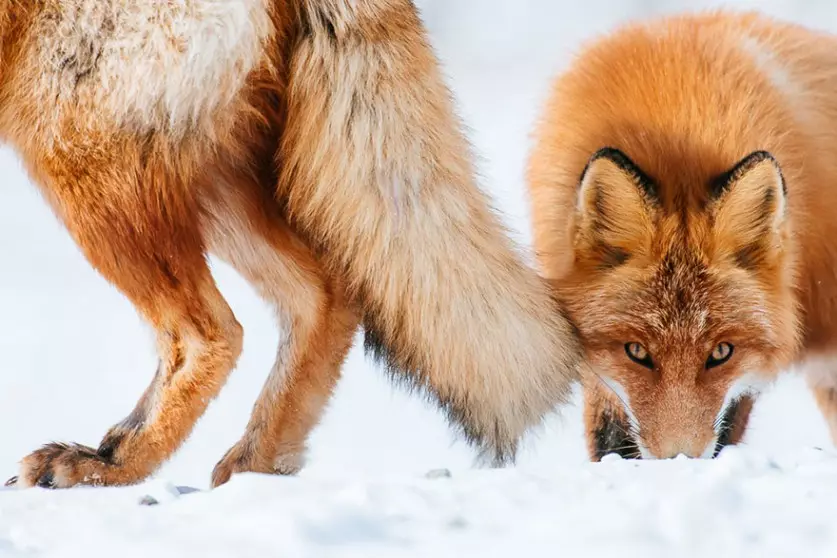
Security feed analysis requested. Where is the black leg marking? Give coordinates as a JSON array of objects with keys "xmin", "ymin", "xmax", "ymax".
[
  {"xmin": 713, "ymin": 398, "xmax": 743, "ymax": 457},
  {"xmin": 96, "ymin": 432, "xmax": 125, "ymax": 462},
  {"xmin": 593, "ymin": 409, "xmax": 639, "ymax": 460}
]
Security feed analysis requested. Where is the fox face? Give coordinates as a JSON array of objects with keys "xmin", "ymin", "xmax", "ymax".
[{"xmin": 557, "ymin": 147, "xmax": 801, "ymax": 459}]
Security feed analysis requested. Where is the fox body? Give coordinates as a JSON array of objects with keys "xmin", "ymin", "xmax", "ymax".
[
  {"xmin": 528, "ymin": 10, "xmax": 837, "ymax": 460},
  {"xmin": 2, "ymin": 0, "xmax": 581, "ymax": 489}
]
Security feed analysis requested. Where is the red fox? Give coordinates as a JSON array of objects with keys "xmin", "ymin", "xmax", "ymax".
[
  {"xmin": 527, "ymin": 10, "xmax": 837, "ymax": 461},
  {"xmin": 1, "ymin": 0, "xmax": 582, "ymax": 489}
]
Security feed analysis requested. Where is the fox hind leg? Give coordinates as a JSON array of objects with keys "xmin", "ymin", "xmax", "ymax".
[
  {"xmin": 13, "ymin": 141, "xmax": 243, "ymax": 489},
  {"xmin": 204, "ymin": 184, "xmax": 358, "ymax": 488}
]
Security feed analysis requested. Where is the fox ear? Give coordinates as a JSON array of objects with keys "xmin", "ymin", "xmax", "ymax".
[
  {"xmin": 711, "ymin": 151, "xmax": 786, "ymax": 269},
  {"xmin": 574, "ymin": 148, "xmax": 657, "ymax": 267}
]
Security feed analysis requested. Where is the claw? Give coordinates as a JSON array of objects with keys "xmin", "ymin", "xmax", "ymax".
[{"xmin": 4, "ymin": 475, "xmax": 17, "ymax": 487}]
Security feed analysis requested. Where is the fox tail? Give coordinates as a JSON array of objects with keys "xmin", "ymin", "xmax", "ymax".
[{"xmin": 278, "ymin": 0, "xmax": 582, "ymax": 464}]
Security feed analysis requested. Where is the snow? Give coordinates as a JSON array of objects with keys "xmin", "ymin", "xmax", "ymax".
[
  {"xmin": 3, "ymin": 0, "xmax": 837, "ymax": 556},
  {"xmin": 4, "ymin": 448, "xmax": 837, "ymax": 557}
]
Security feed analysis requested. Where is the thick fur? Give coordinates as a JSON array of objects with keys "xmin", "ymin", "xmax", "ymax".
[
  {"xmin": 2, "ymin": 0, "xmax": 580, "ymax": 489},
  {"xmin": 527, "ymin": 10, "xmax": 837, "ymax": 460},
  {"xmin": 280, "ymin": 0, "xmax": 580, "ymax": 464}
]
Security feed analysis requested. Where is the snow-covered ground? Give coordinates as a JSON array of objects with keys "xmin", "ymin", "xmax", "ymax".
[
  {"xmin": 3, "ymin": 1, "xmax": 837, "ymax": 556},
  {"xmin": 4, "ymin": 447, "xmax": 837, "ymax": 558}
]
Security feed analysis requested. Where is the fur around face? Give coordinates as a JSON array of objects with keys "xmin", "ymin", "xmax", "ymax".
[
  {"xmin": 2, "ymin": 0, "xmax": 582, "ymax": 489},
  {"xmin": 528, "ymin": 10, "xmax": 837, "ymax": 460}
]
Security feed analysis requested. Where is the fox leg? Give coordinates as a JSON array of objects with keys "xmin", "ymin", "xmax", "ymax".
[
  {"xmin": 583, "ymin": 378, "xmax": 640, "ymax": 461},
  {"xmin": 279, "ymin": 0, "xmax": 581, "ymax": 465},
  {"xmin": 808, "ymin": 382, "xmax": 837, "ymax": 447},
  {"xmin": 204, "ymin": 184, "xmax": 359, "ymax": 488},
  {"xmin": 12, "ymin": 143, "xmax": 243, "ymax": 489},
  {"xmin": 713, "ymin": 395, "xmax": 755, "ymax": 455}
]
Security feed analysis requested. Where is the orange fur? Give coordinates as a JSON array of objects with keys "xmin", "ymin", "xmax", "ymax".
[
  {"xmin": 3, "ymin": 0, "xmax": 581, "ymax": 489},
  {"xmin": 528, "ymin": 10, "xmax": 837, "ymax": 460}
]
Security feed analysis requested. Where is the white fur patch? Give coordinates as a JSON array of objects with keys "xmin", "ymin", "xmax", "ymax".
[
  {"xmin": 801, "ymin": 354, "xmax": 837, "ymax": 391},
  {"xmin": 739, "ymin": 34, "xmax": 804, "ymax": 109},
  {"xmin": 32, "ymin": 0, "xmax": 271, "ymax": 133}
]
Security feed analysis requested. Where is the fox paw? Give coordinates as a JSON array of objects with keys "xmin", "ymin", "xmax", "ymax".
[
  {"xmin": 210, "ymin": 444, "xmax": 267, "ymax": 488},
  {"xmin": 211, "ymin": 443, "xmax": 303, "ymax": 488},
  {"xmin": 9, "ymin": 426, "xmax": 149, "ymax": 489},
  {"xmin": 10, "ymin": 442, "xmax": 111, "ymax": 489}
]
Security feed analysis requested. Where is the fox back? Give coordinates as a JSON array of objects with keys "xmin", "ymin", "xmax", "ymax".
[{"xmin": 528, "ymin": 10, "xmax": 837, "ymax": 459}]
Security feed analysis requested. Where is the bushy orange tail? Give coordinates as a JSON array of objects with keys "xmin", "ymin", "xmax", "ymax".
[{"xmin": 278, "ymin": 0, "xmax": 581, "ymax": 464}]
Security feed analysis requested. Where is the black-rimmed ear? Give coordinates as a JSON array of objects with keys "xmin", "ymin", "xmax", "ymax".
[
  {"xmin": 711, "ymin": 151, "xmax": 786, "ymax": 270},
  {"xmin": 574, "ymin": 148, "xmax": 657, "ymax": 268}
]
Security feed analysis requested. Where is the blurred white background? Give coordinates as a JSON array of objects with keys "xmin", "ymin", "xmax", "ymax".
[{"xmin": 1, "ymin": 0, "xmax": 834, "ymax": 487}]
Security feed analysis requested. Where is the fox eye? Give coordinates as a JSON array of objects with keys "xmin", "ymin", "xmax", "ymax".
[
  {"xmin": 625, "ymin": 342, "xmax": 653, "ymax": 369},
  {"xmin": 706, "ymin": 342, "xmax": 734, "ymax": 369}
]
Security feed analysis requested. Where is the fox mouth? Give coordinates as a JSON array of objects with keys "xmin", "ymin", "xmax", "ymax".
[{"xmin": 593, "ymin": 399, "xmax": 744, "ymax": 461}]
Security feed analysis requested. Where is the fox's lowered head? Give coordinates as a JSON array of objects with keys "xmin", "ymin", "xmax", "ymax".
[{"xmin": 557, "ymin": 147, "xmax": 801, "ymax": 459}]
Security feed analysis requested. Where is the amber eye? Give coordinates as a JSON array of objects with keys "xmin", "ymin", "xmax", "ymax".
[
  {"xmin": 706, "ymin": 342, "xmax": 734, "ymax": 369},
  {"xmin": 625, "ymin": 342, "xmax": 653, "ymax": 369}
]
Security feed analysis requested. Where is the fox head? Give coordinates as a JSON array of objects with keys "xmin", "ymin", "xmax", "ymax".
[{"xmin": 557, "ymin": 147, "xmax": 801, "ymax": 459}]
